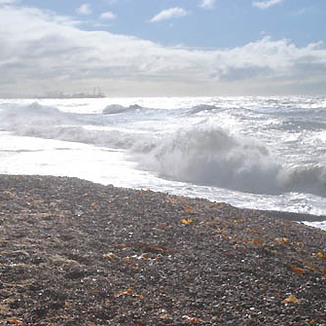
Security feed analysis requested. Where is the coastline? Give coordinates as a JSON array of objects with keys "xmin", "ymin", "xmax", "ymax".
[{"xmin": 0, "ymin": 175, "xmax": 325, "ymax": 325}]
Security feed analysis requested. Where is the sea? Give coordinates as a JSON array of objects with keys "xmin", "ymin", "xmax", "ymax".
[{"xmin": 0, "ymin": 96, "xmax": 325, "ymax": 230}]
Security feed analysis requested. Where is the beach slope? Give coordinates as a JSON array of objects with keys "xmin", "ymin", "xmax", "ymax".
[{"xmin": 0, "ymin": 175, "xmax": 325, "ymax": 325}]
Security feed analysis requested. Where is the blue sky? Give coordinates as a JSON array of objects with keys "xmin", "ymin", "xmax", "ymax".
[
  {"xmin": 0, "ymin": 0, "xmax": 326, "ymax": 96},
  {"xmin": 23, "ymin": 0, "xmax": 326, "ymax": 48}
]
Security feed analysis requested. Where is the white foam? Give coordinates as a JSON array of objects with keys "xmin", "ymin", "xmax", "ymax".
[
  {"xmin": 134, "ymin": 125, "xmax": 326, "ymax": 197},
  {"xmin": 136, "ymin": 126, "xmax": 282, "ymax": 194}
]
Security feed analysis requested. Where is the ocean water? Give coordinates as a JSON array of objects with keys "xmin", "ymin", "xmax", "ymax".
[{"xmin": 0, "ymin": 96, "xmax": 325, "ymax": 230}]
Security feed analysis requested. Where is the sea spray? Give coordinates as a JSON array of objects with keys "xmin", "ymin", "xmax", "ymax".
[{"xmin": 133, "ymin": 126, "xmax": 283, "ymax": 194}]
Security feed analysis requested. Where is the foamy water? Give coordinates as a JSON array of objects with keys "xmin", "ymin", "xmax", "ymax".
[{"xmin": 0, "ymin": 96, "xmax": 325, "ymax": 230}]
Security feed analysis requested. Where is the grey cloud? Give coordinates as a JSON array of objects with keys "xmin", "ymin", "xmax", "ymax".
[
  {"xmin": 217, "ymin": 66, "xmax": 274, "ymax": 82},
  {"xmin": 0, "ymin": 6, "xmax": 326, "ymax": 96}
]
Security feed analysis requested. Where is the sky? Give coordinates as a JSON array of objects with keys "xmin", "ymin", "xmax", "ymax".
[{"xmin": 0, "ymin": 0, "xmax": 326, "ymax": 97}]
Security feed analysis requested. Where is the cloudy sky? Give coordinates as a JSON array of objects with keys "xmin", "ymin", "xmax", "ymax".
[{"xmin": 0, "ymin": 0, "xmax": 325, "ymax": 97}]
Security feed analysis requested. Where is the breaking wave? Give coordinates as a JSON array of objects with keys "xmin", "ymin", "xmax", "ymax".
[
  {"xmin": 135, "ymin": 127, "xmax": 326, "ymax": 196},
  {"xmin": 0, "ymin": 102, "xmax": 135, "ymax": 148},
  {"xmin": 135, "ymin": 127, "xmax": 282, "ymax": 194}
]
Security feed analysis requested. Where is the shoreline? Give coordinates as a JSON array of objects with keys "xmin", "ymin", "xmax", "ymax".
[
  {"xmin": 0, "ymin": 174, "xmax": 325, "ymax": 325},
  {"xmin": 258, "ymin": 209, "xmax": 326, "ymax": 223},
  {"xmin": 2, "ymin": 172, "xmax": 326, "ymax": 224}
]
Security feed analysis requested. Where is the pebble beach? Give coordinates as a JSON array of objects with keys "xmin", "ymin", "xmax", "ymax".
[{"xmin": 0, "ymin": 175, "xmax": 325, "ymax": 325}]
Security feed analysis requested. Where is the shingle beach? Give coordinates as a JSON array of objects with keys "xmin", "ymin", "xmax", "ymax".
[{"xmin": 0, "ymin": 175, "xmax": 325, "ymax": 325}]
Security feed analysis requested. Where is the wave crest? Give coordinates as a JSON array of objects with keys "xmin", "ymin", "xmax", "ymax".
[
  {"xmin": 136, "ymin": 126, "xmax": 326, "ymax": 196},
  {"xmin": 136, "ymin": 127, "xmax": 281, "ymax": 194},
  {"xmin": 103, "ymin": 104, "xmax": 144, "ymax": 114}
]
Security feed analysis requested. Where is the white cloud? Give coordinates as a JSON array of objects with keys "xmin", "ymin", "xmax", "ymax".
[
  {"xmin": 100, "ymin": 11, "xmax": 116, "ymax": 20},
  {"xmin": 76, "ymin": 3, "xmax": 92, "ymax": 16},
  {"xmin": 150, "ymin": 7, "xmax": 188, "ymax": 23},
  {"xmin": 0, "ymin": 6, "xmax": 325, "ymax": 96},
  {"xmin": 200, "ymin": 0, "xmax": 215, "ymax": 9},
  {"xmin": 252, "ymin": 0, "xmax": 282, "ymax": 10}
]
